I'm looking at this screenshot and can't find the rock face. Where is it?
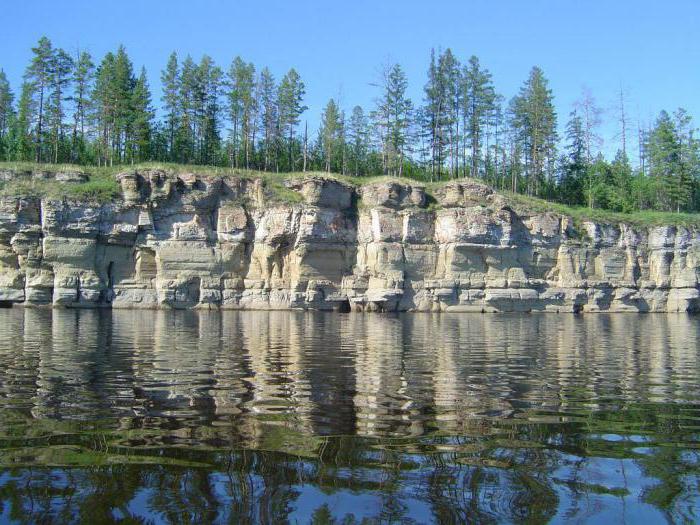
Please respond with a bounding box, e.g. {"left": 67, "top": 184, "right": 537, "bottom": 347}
{"left": 1, "top": 170, "right": 699, "bottom": 312}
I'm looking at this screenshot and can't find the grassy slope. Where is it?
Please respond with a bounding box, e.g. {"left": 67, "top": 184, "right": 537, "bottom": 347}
{"left": 1, "top": 161, "right": 698, "bottom": 227}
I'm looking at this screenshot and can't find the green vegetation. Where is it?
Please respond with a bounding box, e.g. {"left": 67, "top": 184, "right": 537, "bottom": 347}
{"left": 0, "top": 162, "right": 121, "bottom": 202}
{"left": 2, "top": 161, "right": 700, "bottom": 227}
{"left": 505, "top": 190, "right": 700, "bottom": 227}
{"left": 0, "top": 39, "right": 699, "bottom": 216}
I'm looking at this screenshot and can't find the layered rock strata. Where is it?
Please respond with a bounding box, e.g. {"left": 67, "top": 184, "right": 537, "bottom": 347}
{"left": 0, "top": 169, "right": 698, "bottom": 312}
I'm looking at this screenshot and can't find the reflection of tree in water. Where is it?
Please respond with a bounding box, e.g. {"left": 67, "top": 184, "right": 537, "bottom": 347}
{"left": 0, "top": 309, "right": 698, "bottom": 522}
{"left": 0, "top": 412, "right": 697, "bottom": 524}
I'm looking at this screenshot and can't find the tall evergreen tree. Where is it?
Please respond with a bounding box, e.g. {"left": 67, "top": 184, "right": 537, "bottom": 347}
{"left": 226, "top": 57, "right": 256, "bottom": 169}
{"left": 47, "top": 47, "right": 73, "bottom": 163}
{"left": 422, "top": 49, "right": 450, "bottom": 180}
{"left": 509, "top": 66, "right": 558, "bottom": 196}
{"left": 70, "top": 51, "right": 94, "bottom": 162}
{"left": 348, "top": 105, "right": 370, "bottom": 176}
{"left": 646, "top": 111, "right": 679, "bottom": 211}
{"left": 374, "top": 63, "right": 413, "bottom": 176}
{"left": 92, "top": 46, "right": 143, "bottom": 165}
{"left": 438, "top": 50, "right": 461, "bottom": 177}
{"left": 0, "top": 70, "right": 14, "bottom": 160}
{"left": 257, "top": 67, "right": 278, "bottom": 171}
{"left": 161, "top": 52, "right": 180, "bottom": 161}
{"left": 319, "top": 98, "right": 342, "bottom": 173}
{"left": 128, "top": 67, "right": 153, "bottom": 163}
{"left": 462, "top": 55, "right": 496, "bottom": 178}
{"left": 10, "top": 83, "right": 35, "bottom": 161}
{"left": 177, "top": 55, "right": 197, "bottom": 162}
{"left": 559, "top": 111, "right": 587, "bottom": 206}
{"left": 194, "top": 55, "right": 223, "bottom": 164}
{"left": 646, "top": 109, "right": 698, "bottom": 212}
{"left": 24, "top": 37, "right": 55, "bottom": 162}
{"left": 277, "top": 68, "right": 307, "bottom": 171}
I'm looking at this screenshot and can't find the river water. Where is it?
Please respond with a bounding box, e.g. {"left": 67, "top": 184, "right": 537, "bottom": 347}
{"left": 0, "top": 308, "right": 697, "bottom": 524}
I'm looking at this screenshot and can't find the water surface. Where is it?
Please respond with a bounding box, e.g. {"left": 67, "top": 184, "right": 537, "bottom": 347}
{"left": 0, "top": 309, "right": 698, "bottom": 523}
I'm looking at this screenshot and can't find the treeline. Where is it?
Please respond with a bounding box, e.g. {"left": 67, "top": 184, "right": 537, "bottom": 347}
{"left": 0, "top": 37, "right": 699, "bottom": 213}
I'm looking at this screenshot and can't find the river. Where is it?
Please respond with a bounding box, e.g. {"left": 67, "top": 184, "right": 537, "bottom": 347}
{"left": 0, "top": 309, "right": 698, "bottom": 523}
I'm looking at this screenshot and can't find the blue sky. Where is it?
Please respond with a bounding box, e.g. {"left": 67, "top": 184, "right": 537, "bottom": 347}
{"left": 2, "top": 0, "right": 699, "bottom": 164}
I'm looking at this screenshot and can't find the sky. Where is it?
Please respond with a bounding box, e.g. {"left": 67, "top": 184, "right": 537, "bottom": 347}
{"left": 2, "top": 0, "right": 699, "bottom": 164}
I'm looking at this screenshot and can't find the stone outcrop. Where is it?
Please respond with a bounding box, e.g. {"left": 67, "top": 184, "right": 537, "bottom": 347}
{"left": 0, "top": 169, "right": 698, "bottom": 312}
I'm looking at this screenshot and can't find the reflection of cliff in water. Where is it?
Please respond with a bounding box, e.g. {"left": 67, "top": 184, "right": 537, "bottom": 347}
{"left": 1, "top": 309, "right": 697, "bottom": 439}
{"left": 0, "top": 309, "right": 698, "bottom": 523}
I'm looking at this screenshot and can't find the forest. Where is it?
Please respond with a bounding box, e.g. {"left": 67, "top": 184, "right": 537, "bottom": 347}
{"left": 0, "top": 37, "right": 699, "bottom": 214}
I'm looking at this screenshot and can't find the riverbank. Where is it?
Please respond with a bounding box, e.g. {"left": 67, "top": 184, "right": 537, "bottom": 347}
{"left": 1, "top": 164, "right": 699, "bottom": 312}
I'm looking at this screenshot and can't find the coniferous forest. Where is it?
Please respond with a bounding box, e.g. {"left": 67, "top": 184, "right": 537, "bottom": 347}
{"left": 0, "top": 37, "right": 699, "bottom": 214}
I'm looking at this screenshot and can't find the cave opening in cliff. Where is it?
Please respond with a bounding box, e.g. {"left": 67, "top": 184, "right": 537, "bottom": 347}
{"left": 336, "top": 299, "right": 351, "bottom": 313}
{"left": 0, "top": 301, "right": 12, "bottom": 309}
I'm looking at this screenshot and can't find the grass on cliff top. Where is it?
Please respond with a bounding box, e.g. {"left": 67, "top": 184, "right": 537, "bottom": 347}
{"left": 0, "top": 162, "right": 121, "bottom": 203}
{"left": 504, "top": 191, "right": 700, "bottom": 227}
{"left": 1, "top": 161, "right": 698, "bottom": 226}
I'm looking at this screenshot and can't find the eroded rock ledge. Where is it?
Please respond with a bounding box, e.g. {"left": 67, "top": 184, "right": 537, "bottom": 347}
{"left": 1, "top": 169, "right": 699, "bottom": 312}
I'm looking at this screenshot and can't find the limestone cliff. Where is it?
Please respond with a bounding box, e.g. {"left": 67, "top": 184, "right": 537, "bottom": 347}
{"left": 1, "top": 169, "right": 699, "bottom": 312}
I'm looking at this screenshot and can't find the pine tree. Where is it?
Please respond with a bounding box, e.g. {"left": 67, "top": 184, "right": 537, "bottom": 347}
{"left": 226, "top": 57, "right": 256, "bottom": 169}
{"left": 439, "top": 50, "right": 461, "bottom": 177}
{"left": 161, "top": 52, "right": 180, "bottom": 161}
{"left": 422, "top": 49, "right": 452, "bottom": 180}
{"left": 92, "top": 46, "right": 139, "bottom": 165}
{"left": 24, "top": 37, "right": 55, "bottom": 162}
{"left": 258, "top": 67, "right": 278, "bottom": 171}
{"left": 177, "top": 55, "right": 197, "bottom": 162}
{"left": 113, "top": 46, "right": 137, "bottom": 163}
{"left": 509, "top": 66, "right": 558, "bottom": 196}
{"left": 128, "top": 67, "right": 153, "bottom": 163}
{"left": 194, "top": 56, "right": 223, "bottom": 164}
{"left": 0, "top": 70, "right": 14, "bottom": 160}
{"left": 92, "top": 51, "right": 115, "bottom": 165}
{"left": 277, "top": 68, "right": 307, "bottom": 171}
{"left": 462, "top": 56, "right": 496, "bottom": 178}
{"left": 70, "top": 51, "right": 94, "bottom": 162}
{"left": 47, "top": 47, "right": 73, "bottom": 163}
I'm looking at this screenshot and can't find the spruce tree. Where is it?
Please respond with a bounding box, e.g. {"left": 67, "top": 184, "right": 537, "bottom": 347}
{"left": 560, "top": 111, "right": 587, "bottom": 206}
{"left": 10, "top": 83, "right": 35, "bottom": 161}
{"left": 374, "top": 63, "right": 413, "bottom": 176}
{"left": 348, "top": 105, "right": 370, "bottom": 176}
{"left": 320, "top": 99, "right": 342, "bottom": 173}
